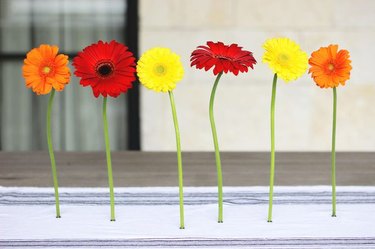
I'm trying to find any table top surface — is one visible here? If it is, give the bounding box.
[0,151,374,187]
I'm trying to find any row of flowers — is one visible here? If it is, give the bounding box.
[22,38,352,229]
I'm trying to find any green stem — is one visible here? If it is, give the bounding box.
[103,97,115,221]
[331,87,337,217]
[168,91,185,229]
[46,89,61,218]
[209,72,224,223]
[268,73,278,222]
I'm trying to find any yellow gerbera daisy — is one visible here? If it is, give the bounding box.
[137,47,186,229]
[137,47,184,92]
[262,37,308,82]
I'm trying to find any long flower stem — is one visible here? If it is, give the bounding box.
[331,87,337,217]
[46,89,61,218]
[168,91,185,229]
[103,97,115,221]
[268,73,278,222]
[209,72,224,223]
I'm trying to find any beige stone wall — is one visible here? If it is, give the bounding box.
[139,0,375,151]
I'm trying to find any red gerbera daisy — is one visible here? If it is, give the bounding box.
[190,41,257,76]
[73,40,136,98]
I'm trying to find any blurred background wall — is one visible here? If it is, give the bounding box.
[140,0,375,151]
[0,0,374,151]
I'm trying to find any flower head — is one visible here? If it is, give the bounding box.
[22,44,70,95]
[190,41,256,76]
[137,47,184,92]
[73,40,136,98]
[262,37,308,82]
[308,44,352,88]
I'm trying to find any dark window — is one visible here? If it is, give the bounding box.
[0,0,140,151]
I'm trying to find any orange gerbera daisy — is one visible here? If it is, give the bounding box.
[308,44,352,88]
[22,44,70,95]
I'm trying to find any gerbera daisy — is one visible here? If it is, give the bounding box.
[263,37,308,82]
[73,40,136,98]
[308,44,352,217]
[22,44,71,218]
[22,44,70,95]
[190,41,257,75]
[137,47,184,92]
[137,47,185,229]
[190,41,256,223]
[73,40,136,221]
[262,37,308,222]
[309,44,352,88]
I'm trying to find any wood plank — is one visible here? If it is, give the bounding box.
[0,152,374,187]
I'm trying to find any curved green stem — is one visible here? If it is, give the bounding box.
[168,91,185,229]
[268,73,278,222]
[47,89,61,218]
[209,72,224,223]
[103,97,115,221]
[331,87,337,217]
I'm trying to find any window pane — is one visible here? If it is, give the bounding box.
[0,0,128,151]
[0,0,126,53]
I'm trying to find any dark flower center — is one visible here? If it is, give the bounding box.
[215,55,232,61]
[96,61,114,78]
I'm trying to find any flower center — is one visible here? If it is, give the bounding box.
[154,64,166,76]
[42,66,51,74]
[278,53,289,64]
[96,61,114,78]
[215,55,231,60]
[40,62,54,77]
[328,63,335,71]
